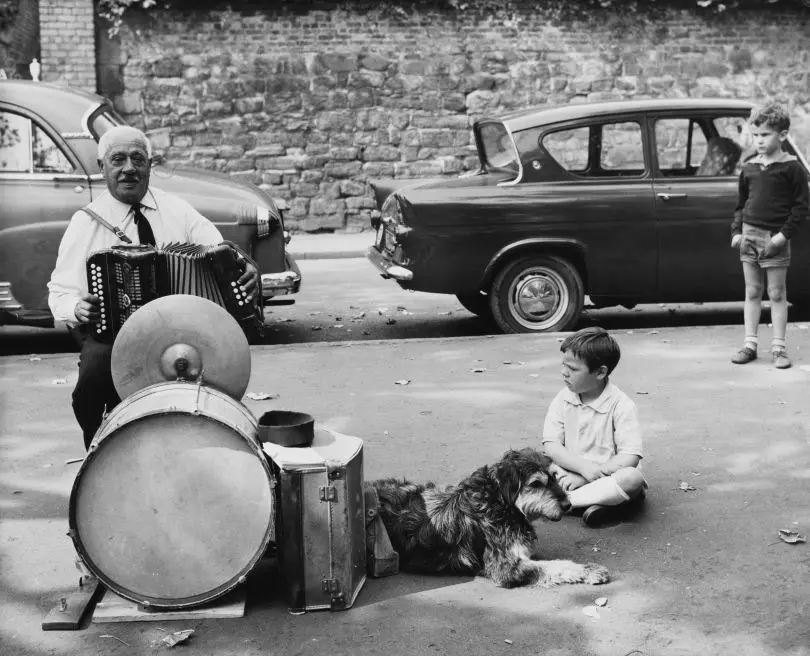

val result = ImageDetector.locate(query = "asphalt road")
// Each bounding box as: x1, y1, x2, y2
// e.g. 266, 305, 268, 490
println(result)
0, 257, 800, 356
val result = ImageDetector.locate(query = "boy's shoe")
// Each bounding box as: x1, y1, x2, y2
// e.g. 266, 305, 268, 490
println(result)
582, 504, 618, 528
731, 347, 757, 364
582, 489, 647, 528
772, 350, 792, 369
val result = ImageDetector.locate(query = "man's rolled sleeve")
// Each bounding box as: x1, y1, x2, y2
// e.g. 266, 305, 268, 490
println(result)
541, 391, 566, 447
47, 212, 90, 324
613, 396, 643, 459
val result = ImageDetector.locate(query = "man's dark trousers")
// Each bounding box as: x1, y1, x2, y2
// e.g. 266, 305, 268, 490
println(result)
70, 327, 121, 449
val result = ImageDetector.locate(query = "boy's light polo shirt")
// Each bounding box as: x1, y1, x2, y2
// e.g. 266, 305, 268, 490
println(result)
542, 383, 643, 465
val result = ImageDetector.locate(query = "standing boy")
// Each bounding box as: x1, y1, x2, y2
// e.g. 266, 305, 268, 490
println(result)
542, 327, 647, 528
730, 102, 809, 369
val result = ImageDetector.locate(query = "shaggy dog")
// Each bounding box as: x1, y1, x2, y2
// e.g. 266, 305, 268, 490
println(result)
367, 448, 609, 588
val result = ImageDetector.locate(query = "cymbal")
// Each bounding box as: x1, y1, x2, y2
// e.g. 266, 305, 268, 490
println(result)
111, 295, 251, 400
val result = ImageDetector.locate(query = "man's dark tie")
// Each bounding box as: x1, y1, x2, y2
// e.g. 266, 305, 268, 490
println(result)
132, 204, 156, 246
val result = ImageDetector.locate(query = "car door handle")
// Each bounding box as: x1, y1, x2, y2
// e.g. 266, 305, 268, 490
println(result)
657, 193, 688, 201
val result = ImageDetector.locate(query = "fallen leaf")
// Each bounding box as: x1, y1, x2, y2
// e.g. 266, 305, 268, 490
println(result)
362, 330, 371, 336
352, 312, 366, 319
529, 373, 541, 378
439, 311, 453, 316
310, 325, 322, 331
594, 597, 608, 607
52, 378, 67, 385
281, 318, 295, 322
29, 356, 42, 362
678, 481, 696, 492
308, 311, 321, 316
502, 360, 512, 364
385, 318, 397, 325
12, 490, 22, 495
471, 368, 486, 373
246, 392, 279, 401
333, 324, 344, 328
636, 391, 649, 395
397, 305, 408, 311
161, 629, 194, 648
648, 330, 659, 335
334, 316, 342, 321
582, 605, 600, 619
777, 529, 807, 544
504, 639, 513, 645
395, 379, 411, 386
377, 307, 389, 314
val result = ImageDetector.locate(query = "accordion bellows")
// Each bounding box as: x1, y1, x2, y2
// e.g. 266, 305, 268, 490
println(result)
86, 242, 264, 340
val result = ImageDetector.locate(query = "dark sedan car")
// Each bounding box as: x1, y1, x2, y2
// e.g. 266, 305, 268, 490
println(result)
367, 98, 810, 333
0, 81, 300, 328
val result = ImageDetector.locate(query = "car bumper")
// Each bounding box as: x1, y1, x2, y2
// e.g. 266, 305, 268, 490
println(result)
261, 253, 301, 303
366, 246, 413, 281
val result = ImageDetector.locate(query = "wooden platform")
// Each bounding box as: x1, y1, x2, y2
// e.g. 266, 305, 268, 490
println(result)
92, 586, 246, 623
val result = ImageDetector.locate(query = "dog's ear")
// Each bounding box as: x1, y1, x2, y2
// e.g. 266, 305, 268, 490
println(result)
494, 457, 523, 505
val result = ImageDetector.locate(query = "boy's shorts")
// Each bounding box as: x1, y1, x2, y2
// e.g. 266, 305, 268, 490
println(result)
739, 223, 791, 268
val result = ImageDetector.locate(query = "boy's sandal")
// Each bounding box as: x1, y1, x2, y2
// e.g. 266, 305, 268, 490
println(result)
772, 350, 792, 369
731, 347, 757, 364
582, 504, 619, 528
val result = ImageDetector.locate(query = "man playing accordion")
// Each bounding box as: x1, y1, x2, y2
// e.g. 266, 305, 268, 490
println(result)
48, 126, 260, 449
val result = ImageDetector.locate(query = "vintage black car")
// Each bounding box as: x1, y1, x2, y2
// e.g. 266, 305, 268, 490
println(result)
367, 99, 810, 333
0, 81, 300, 328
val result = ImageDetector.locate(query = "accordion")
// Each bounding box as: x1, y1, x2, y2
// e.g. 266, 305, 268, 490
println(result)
86, 242, 264, 341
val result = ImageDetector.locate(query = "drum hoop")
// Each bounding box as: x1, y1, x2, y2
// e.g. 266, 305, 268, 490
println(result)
68, 387, 275, 610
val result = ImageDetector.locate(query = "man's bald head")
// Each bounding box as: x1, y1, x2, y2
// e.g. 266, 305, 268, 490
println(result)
97, 126, 153, 205
97, 126, 152, 161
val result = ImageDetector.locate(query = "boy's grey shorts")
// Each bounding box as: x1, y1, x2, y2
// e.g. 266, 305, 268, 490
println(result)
739, 223, 791, 268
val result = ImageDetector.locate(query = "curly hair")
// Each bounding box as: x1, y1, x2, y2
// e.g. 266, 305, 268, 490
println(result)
748, 102, 791, 132
560, 327, 621, 374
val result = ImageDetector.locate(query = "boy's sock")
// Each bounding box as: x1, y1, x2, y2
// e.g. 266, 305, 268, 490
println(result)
771, 337, 786, 353
744, 334, 758, 351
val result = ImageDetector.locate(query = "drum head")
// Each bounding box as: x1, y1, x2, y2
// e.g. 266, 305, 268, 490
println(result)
70, 411, 274, 608
111, 294, 252, 401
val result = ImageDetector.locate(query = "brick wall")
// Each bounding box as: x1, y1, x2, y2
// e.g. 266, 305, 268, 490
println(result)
101, 1, 810, 232
39, 0, 95, 91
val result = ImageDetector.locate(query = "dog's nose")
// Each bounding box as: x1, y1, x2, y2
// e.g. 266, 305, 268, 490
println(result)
560, 496, 572, 513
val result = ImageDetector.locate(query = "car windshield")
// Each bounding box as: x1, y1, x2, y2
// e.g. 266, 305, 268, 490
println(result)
478, 122, 519, 175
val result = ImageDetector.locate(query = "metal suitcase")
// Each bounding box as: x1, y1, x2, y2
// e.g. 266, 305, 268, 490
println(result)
263, 428, 366, 612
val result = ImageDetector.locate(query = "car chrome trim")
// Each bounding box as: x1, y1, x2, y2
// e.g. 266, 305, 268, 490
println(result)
497, 126, 524, 187
788, 136, 810, 173
0, 283, 23, 310
256, 206, 271, 238
0, 172, 89, 181
79, 102, 104, 138
366, 246, 414, 281
261, 270, 301, 295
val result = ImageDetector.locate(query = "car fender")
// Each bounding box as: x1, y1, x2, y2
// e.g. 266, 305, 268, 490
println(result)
480, 238, 589, 289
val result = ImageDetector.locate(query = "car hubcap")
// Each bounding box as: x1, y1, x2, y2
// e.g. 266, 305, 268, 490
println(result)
508, 267, 569, 330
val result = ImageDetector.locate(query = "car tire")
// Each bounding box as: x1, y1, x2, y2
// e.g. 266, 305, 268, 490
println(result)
456, 293, 492, 319
489, 254, 584, 334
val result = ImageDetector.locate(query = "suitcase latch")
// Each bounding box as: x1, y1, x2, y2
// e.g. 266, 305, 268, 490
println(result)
322, 578, 346, 608
319, 485, 337, 502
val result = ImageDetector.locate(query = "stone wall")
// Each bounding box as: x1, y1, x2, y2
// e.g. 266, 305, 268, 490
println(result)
104, 1, 810, 232
39, 0, 95, 91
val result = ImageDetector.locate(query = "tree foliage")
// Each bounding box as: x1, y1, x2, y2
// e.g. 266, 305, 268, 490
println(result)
97, 0, 810, 36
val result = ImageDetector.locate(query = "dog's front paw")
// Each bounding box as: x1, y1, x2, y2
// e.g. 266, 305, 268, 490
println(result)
583, 563, 610, 585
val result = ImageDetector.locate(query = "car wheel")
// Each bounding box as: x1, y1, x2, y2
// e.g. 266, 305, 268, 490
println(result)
489, 254, 584, 334
456, 293, 492, 319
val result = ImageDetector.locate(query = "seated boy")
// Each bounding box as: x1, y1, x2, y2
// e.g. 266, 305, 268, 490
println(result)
542, 327, 647, 527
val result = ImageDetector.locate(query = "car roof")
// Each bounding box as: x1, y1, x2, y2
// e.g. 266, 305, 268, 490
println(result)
487, 98, 755, 133
0, 80, 106, 133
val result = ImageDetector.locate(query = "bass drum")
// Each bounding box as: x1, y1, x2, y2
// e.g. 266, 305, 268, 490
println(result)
68, 382, 274, 609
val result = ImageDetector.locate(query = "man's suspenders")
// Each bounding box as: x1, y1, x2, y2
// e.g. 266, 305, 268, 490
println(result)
80, 207, 133, 244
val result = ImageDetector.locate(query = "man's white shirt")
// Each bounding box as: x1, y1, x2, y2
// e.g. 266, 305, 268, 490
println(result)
48, 187, 223, 325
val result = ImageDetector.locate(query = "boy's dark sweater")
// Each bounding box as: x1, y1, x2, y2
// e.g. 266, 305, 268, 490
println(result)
731, 158, 809, 239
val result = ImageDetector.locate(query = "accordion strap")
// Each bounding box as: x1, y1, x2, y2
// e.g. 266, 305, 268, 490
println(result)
80, 207, 133, 244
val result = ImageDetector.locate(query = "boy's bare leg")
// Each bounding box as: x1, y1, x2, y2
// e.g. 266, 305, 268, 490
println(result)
568, 468, 646, 509
742, 261, 765, 350
766, 266, 788, 342
766, 266, 791, 367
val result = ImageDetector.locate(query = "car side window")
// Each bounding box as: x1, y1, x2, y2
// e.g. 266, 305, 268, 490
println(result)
654, 116, 746, 178
541, 121, 644, 178
0, 110, 74, 174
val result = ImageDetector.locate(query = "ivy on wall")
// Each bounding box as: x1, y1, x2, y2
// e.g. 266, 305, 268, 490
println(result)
98, 0, 810, 35
0, 0, 20, 31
